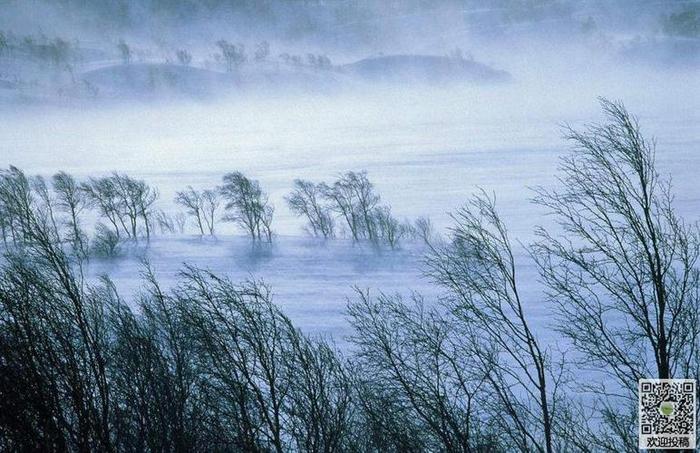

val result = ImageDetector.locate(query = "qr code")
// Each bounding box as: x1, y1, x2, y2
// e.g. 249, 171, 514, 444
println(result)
639, 379, 696, 449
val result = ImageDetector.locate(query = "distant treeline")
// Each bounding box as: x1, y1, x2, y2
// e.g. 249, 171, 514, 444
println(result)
0, 31, 79, 67
9, 0, 693, 41
0, 30, 332, 71
1, 99, 699, 452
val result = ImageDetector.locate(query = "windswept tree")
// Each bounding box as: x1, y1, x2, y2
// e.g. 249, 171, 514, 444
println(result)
111, 173, 159, 240
0, 166, 35, 244
201, 189, 220, 236
175, 267, 354, 451
424, 191, 559, 453
0, 31, 7, 56
176, 49, 192, 66
175, 187, 219, 236
306, 54, 331, 69
322, 171, 379, 241
107, 264, 205, 451
175, 186, 206, 235
319, 171, 404, 247
0, 202, 8, 245
82, 176, 126, 239
0, 166, 113, 451
47, 37, 71, 67
282, 326, 354, 452
373, 205, 406, 248
173, 212, 186, 234
216, 40, 246, 72
29, 176, 60, 237
348, 289, 502, 452
219, 172, 273, 242
254, 41, 270, 62
117, 39, 131, 64
52, 171, 90, 258
2, 98, 697, 453
532, 99, 700, 451
154, 210, 176, 234
92, 222, 120, 257
0, 176, 354, 451
83, 173, 158, 241
286, 179, 335, 238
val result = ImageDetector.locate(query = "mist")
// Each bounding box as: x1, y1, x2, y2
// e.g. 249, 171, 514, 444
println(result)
1, 3, 700, 449
2, 0, 699, 333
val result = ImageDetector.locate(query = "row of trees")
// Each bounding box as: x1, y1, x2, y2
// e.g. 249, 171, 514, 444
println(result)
1, 168, 410, 256
178, 171, 409, 247
82, 173, 160, 241
0, 32, 330, 74
174, 186, 219, 236
0, 169, 233, 251
0, 30, 76, 67
212, 39, 332, 72
174, 172, 273, 242
0, 170, 158, 258
1, 100, 697, 451
286, 172, 408, 247
0, 207, 353, 450
182, 171, 409, 246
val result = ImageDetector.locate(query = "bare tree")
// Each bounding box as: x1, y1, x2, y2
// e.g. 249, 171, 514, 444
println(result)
216, 40, 246, 72
154, 210, 176, 235
307, 54, 331, 69
107, 264, 205, 451
117, 39, 131, 64
0, 166, 113, 451
111, 173, 158, 240
0, 204, 8, 245
29, 175, 60, 240
254, 41, 270, 62
178, 270, 290, 452
0, 31, 7, 56
82, 176, 127, 239
53, 171, 90, 258
92, 222, 120, 257
348, 289, 501, 452
201, 189, 220, 236
322, 171, 379, 241
0, 167, 43, 246
319, 171, 406, 246
286, 179, 335, 238
175, 186, 205, 235
532, 98, 700, 451
374, 205, 405, 248
219, 172, 273, 242
176, 49, 192, 66
282, 329, 354, 452
3, 98, 699, 453
260, 205, 274, 243
424, 191, 559, 453
173, 212, 187, 234
83, 174, 158, 241
0, 185, 354, 451
0, 166, 42, 245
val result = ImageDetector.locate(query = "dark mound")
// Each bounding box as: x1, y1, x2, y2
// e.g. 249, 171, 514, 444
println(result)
237, 64, 342, 94
342, 54, 511, 84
